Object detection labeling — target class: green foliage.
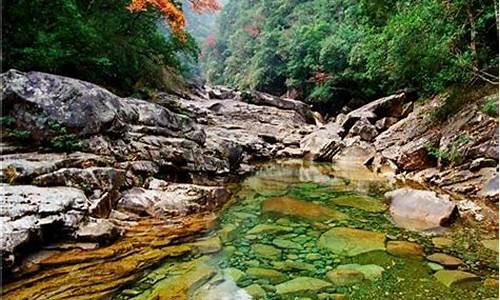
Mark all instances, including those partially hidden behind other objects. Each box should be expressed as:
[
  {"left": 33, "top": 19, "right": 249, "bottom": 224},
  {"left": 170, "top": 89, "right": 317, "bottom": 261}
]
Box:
[
  {"left": 430, "top": 87, "right": 468, "bottom": 122},
  {"left": 0, "top": 116, "right": 16, "bottom": 127},
  {"left": 202, "top": 0, "right": 498, "bottom": 115},
  {"left": 425, "top": 133, "right": 471, "bottom": 165},
  {"left": 481, "top": 97, "right": 499, "bottom": 117},
  {"left": 47, "top": 120, "right": 88, "bottom": 151},
  {"left": 2, "top": 0, "right": 199, "bottom": 94}
]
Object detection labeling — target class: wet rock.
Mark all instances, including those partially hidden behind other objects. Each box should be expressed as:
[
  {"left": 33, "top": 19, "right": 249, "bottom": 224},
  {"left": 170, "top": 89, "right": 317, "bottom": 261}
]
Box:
[
  {"left": 481, "top": 239, "right": 499, "bottom": 252},
  {"left": 326, "top": 269, "right": 365, "bottom": 287},
  {"left": 1, "top": 184, "right": 88, "bottom": 270},
  {"left": 246, "top": 267, "right": 288, "bottom": 284},
  {"left": 244, "top": 283, "right": 267, "bottom": 299},
  {"left": 431, "top": 237, "right": 455, "bottom": 249},
  {"left": 426, "top": 253, "right": 464, "bottom": 268},
  {"left": 219, "top": 224, "right": 239, "bottom": 243},
  {"left": 247, "top": 224, "right": 293, "bottom": 235},
  {"left": 318, "top": 227, "right": 386, "bottom": 256},
  {"left": 385, "top": 188, "right": 459, "bottom": 231},
  {"left": 223, "top": 267, "right": 245, "bottom": 283},
  {"left": 272, "top": 238, "right": 302, "bottom": 250},
  {"left": 330, "top": 195, "right": 387, "bottom": 213},
  {"left": 262, "top": 196, "right": 347, "bottom": 222},
  {"left": 483, "top": 278, "right": 499, "bottom": 289},
  {"left": 251, "top": 244, "right": 282, "bottom": 260},
  {"left": 427, "top": 262, "right": 444, "bottom": 271},
  {"left": 336, "top": 264, "right": 385, "bottom": 281},
  {"left": 275, "top": 277, "right": 332, "bottom": 297},
  {"left": 273, "top": 261, "right": 316, "bottom": 272},
  {"left": 434, "top": 270, "right": 479, "bottom": 287},
  {"left": 189, "top": 235, "right": 222, "bottom": 254},
  {"left": 301, "top": 123, "right": 344, "bottom": 161},
  {"left": 386, "top": 241, "right": 424, "bottom": 258},
  {"left": 117, "top": 183, "right": 230, "bottom": 218}
]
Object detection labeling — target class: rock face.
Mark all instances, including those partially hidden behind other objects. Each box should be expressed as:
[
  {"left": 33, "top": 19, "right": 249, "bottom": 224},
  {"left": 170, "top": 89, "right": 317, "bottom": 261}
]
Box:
[
  {"left": 0, "top": 184, "right": 88, "bottom": 269},
  {"left": 386, "top": 188, "right": 459, "bottom": 231},
  {"left": 1, "top": 70, "right": 315, "bottom": 274}
]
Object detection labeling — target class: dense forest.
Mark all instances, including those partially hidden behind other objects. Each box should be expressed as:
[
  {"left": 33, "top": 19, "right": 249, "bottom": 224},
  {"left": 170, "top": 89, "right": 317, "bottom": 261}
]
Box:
[{"left": 201, "top": 0, "right": 499, "bottom": 114}]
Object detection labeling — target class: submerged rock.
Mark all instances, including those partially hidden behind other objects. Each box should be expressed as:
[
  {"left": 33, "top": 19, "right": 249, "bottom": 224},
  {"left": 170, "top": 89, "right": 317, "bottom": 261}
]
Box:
[
  {"left": 247, "top": 224, "right": 293, "bottom": 235},
  {"left": 330, "top": 194, "right": 387, "bottom": 213},
  {"left": 251, "top": 244, "right": 282, "bottom": 260},
  {"left": 434, "top": 270, "right": 479, "bottom": 287},
  {"left": 426, "top": 253, "right": 464, "bottom": 268},
  {"left": 481, "top": 239, "right": 499, "bottom": 252},
  {"left": 386, "top": 241, "right": 425, "bottom": 258},
  {"left": 385, "top": 188, "right": 459, "bottom": 231},
  {"left": 246, "top": 267, "right": 288, "bottom": 284},
  {"left": 336, "top": 264, "right": 385, "bottom": 281},
  {"left": 318, "top": 227, "right": 386, "bottom": 256},
  {"left": 275, "top": 277, "right": 332, "bottom": 296},
  {"left": 262, "top": 196, "right": 347, "bottom": 222},
  {"left": 326, "top": 269, "right": 365, "bottom": 287}
]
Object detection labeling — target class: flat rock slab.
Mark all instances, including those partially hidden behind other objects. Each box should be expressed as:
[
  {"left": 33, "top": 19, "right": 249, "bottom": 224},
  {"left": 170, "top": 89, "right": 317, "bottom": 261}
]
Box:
[
  {"left": 385, "top": 188, "right": 458, "bottom": 231},
  {"left": 275, "top": 277, "right": 332, "bottom": 296},
  {"left": 251, "top": 244, "right": 282, "bottom": 260},
  {"left": 330, "top": 195, "right": 387, "bottom": 213},
  {"left": 317, "top": 227, "right": 386, "bottom": 256},
  {"left": 426, "top": 253, "right": 464, "bottom": 268},
  {"left": 245, "top": 267, "right": 287, "bottom": 284},
  {"left": 326, "top": 269, "right": 365, "bottom": 287},
  {"left": 262, "top": 196, "right": 347, "bottom": 222},
  {"left": 386, "top": 241, "right": 424, "bottom": 258},
  {"left": 434, "top": 270, "right": 479, "bottom": 287},
  {"left": 247, "top": 224, "right": 293, "bottom": 235}
]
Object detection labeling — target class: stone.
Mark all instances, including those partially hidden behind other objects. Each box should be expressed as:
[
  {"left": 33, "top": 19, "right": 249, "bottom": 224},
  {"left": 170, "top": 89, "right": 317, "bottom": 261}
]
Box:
[
  {"left": 483, "top": 278, "right": 499, "bottom": 289},
  {"left": 427, "top": 262, "right": 444, "bottom": 271},
  {"left": 272, "top": 238, "right": 302, "bottom": 250},
  {"left": 219, "top": 224, "right": 239, "bottom": 243},
  {"left": 189, "top": 236, "right": 222, "bottom": 254},
  {"left": 481, "top": 239, "right": 499, "bottom": 252},
  {"left": 326, "top": 269, "right": 365, "bottom": 287},
  {"left": 117, "top": 183, "right": 231, "bottom": 218},
  {"left": 336, "top": 264, "right": 385, "bottom": 281},
  {"left": 273, "top": 261, "right": 316, "bottom": 272},
  {"left": 251, "top": 244, "right": 282, "bottom": 260},
  {"left": 434, "top": 270, "right": 479, "bottom": 287},
  {"left": 73, "top": 218, "right": 120, "bottom": 243},
  {"left": 244, "top": 283, "right": 267, "bottom": 299},
  {"left": 386, "top": 241, "right": 424, "bottom": 258},
  {"left": 431, "top": 237, "right": 455, "bottom": 248},
  {"left": 262, "top": 196, "right": 347, "bottom": 222},
  {"left": 223, "top": 267, "right": 245, "bottom": 283},
  {"left": 318, "top": 227, "right": 386, "bottom": 256},
  {"left": 330, "top": 195, "right": 387, "bottom": 213},
  {"left": 348, "top": 117, "right": 379, "bottom": 142},
  {"left": 247, "top": 224, "right": 293, "bottom": 235},
  {"left": 301, "top": 123, "right": 344, "bottom": 161},
  {"left": 275, "top": 277, "right": 332, "bottom": 296},
  {"left": 0, "top": 184, "right": 88, "bottom": 270},
  {"left": 385, "top": 188, "right": 459, "bottom": 231},
  {"left": 246, "top": 268, "right": 287, "bottom": 284},
  {"left": 375, "top": 117, "right": 399, "bottom": 131},
  {"left": 426, "top": 253, "right": 464, "bottom": 268}
]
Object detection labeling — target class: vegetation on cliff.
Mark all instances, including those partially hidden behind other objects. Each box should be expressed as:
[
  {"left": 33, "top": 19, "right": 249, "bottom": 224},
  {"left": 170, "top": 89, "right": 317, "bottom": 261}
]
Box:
[{"left": 201, "top": 0, "right": 498, "bottom": 114}]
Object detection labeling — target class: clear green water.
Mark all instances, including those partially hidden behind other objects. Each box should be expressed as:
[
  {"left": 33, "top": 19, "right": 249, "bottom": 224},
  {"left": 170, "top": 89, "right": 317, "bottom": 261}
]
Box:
[{"left": 117, "top": 160, "right": 499, "bottom": 300}]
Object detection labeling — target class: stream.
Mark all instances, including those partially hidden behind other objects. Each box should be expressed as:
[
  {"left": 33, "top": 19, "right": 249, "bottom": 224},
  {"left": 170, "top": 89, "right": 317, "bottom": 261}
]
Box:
[{"left": 112, "top": 160, "right": 498, "bottom": 300}]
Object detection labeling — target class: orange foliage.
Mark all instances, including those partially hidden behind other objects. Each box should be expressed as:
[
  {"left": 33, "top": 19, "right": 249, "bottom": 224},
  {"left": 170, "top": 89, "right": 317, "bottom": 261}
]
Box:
[{"left": 127, "top": 0, "right": 220, "bottom": 34}]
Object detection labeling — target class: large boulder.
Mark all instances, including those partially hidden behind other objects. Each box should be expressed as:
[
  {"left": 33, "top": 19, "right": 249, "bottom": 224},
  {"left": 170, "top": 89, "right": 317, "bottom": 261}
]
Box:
[
  {"left": 385, "top": 188, "right": 459, "bottom": 231},
  {"left": 1, "top": 69, "right": 205, "bottom": 144}
]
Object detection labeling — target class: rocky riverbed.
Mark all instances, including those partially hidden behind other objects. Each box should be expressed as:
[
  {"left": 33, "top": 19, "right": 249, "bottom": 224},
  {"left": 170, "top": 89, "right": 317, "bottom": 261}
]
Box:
[{"left": 0, "top": 70, "right": 498, "bottom": 299}]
